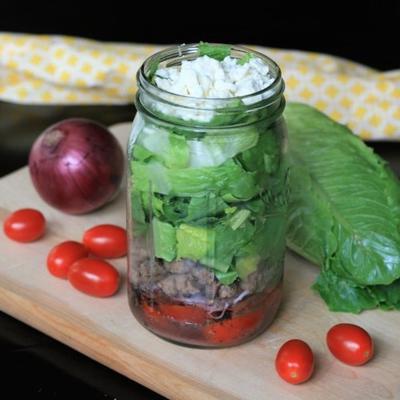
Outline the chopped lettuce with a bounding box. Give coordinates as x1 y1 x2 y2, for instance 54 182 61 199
147 58 159 83
227 209 251 230
243 197 267 214
238 52 254 65
132 159 260 200
152 218 176 261
132 161 171 194
201 220 256 272
198 42 231 61
136 124 189 169
239 128 281 174
140 191 164 219
133 144 154 162
238 210 286 265
215 270 239 285
187 128 259 167
168 133 190 168
210 99 251 126
131 190 148 235
130 103 285 283
177 224 212 261
138 193 230 227
175 216 257 273
160 196 190 223
186 194 228 221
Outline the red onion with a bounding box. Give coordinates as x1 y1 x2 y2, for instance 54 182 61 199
29 118 124 214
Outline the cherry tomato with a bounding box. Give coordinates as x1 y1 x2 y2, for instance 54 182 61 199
327 323 374 366
275 339 314 384
47 241 89 279
158 304 207 324
68 258 120 297
3 208 46 242
204 309 264 344
83 224 127 258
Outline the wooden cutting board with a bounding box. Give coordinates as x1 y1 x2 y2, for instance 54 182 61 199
0 123 399 400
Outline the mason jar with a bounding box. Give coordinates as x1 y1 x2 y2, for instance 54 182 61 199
127 44 287 347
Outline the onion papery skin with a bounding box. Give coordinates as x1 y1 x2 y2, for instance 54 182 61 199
29 118 124 214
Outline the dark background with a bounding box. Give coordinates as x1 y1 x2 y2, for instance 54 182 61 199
2 1 400 70
1 2 399 399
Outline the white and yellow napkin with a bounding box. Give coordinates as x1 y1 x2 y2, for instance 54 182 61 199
0 33 399 140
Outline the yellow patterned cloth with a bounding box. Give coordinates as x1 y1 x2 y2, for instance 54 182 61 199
1 33 399 140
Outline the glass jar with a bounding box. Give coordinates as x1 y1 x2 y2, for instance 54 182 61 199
127 44 287 347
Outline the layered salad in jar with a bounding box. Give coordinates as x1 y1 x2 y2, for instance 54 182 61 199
128 43 287 347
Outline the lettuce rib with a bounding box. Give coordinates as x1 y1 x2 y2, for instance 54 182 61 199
285 102 400 312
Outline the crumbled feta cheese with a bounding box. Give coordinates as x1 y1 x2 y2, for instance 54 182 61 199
154 55 274 100
149 54 277 122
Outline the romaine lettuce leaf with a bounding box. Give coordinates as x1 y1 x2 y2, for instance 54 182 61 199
285 102 400 312
313 269 400 313
370 280 400 310
313 269 378 313
286 102 400 287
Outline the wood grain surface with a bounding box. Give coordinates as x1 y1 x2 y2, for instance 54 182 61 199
0 123 399 400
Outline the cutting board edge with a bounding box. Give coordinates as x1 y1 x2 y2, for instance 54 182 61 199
0 283 231 400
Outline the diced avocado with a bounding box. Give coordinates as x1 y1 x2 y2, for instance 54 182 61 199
236 255 260 279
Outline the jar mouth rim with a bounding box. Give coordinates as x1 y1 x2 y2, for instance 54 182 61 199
137 43 284 106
